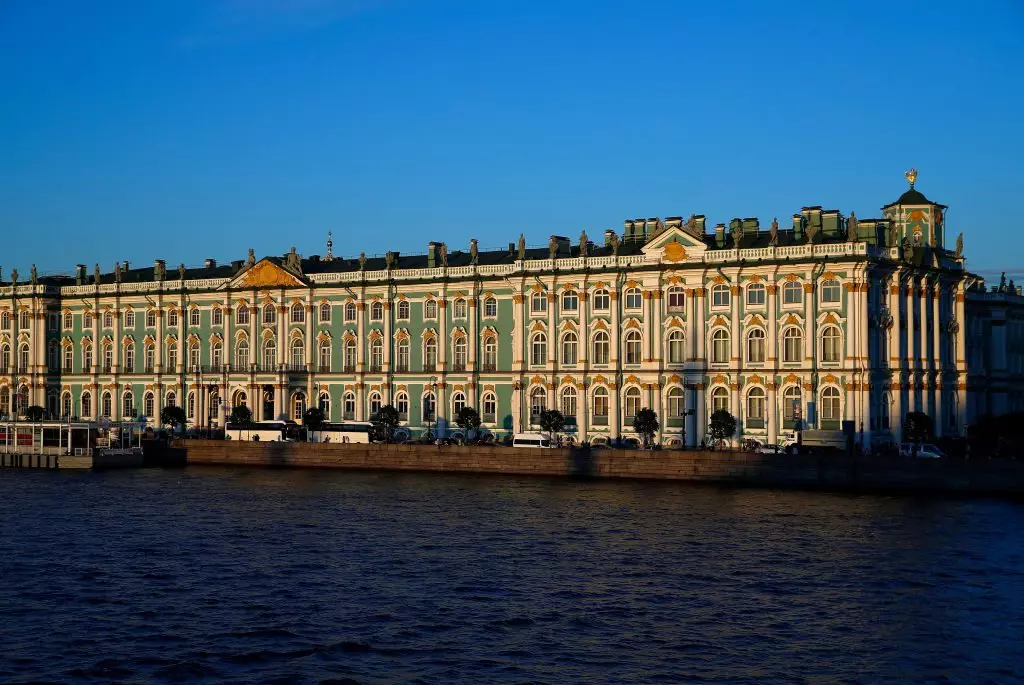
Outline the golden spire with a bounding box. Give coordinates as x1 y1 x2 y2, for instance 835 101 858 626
905 168 918 188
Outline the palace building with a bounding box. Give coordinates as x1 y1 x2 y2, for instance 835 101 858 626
1 172 1022 447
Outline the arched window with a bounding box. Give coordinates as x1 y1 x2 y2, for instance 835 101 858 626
531 291 547 314
344 302 357 322
624 386 642 418
263 304 276 324
424 299 437 319
20 343 31 371
103 311 114 328
712 284 730 308
123 391 135 419
561 331 578 365
948 392 958 429
452 336 467 371
145 310 156 328
783 327 802 363
13 385 28 415
236 304 250 325
61 391 73 419
166 309 177 328
343 392 356 420
561 290 578 312
290 338 304 367
63 344 74 371
667 387 684 417
529 387 547 422
370 337 383 372
370 301 384 322
667 287 685 310
561 385 577 417
821 325 841 363
711 329 729 363
123 340 135 372
821 279 841 303
189 307 200 327
592 330 610 365
592 289 610 311
101 342 113 372
0 311 9 329
236 339 250 369
482 335 497 371
667 330 685 364
746 387 766 425
423 337 438 370
783 281 802 305
211 340 223 369
48 341 59 370
396 337 410 372
319 392 331 419
82 341 93 370
746 283 766 306
421 392 435 422
290 302 305 323
395 392 409 420
0 343 8 369
624 330 642 365
482 393 497 423
711 386 729 413
452 392 466 417
212 307 223 326
344 339 357 371
292 392 306 420
144 342 155 372
318 340 331 371
397 300 410 320
783 386 802 428
144 392 155 418
625 288 642 310
592 386 609 423
821 386 841 422
746 329 766 363
484 297 497 317
880 392 891 429
187 341 200 370
81 391 92 418
263 339 276 369
187 391 196 419
368 392 382 418
453 298 467 318
530 332 547 366
166 391 177 409
319 303 331 323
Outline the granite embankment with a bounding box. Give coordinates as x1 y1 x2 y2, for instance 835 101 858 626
173 440 1024 496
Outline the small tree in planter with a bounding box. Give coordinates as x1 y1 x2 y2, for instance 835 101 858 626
302 407 326 439
455 406 482 443
632 407 659 449
707 410 737 450
903 411 934 444
25 405 45 421
537 409 565 443
229 405 253 426
372 404 401 443
161 405 187 435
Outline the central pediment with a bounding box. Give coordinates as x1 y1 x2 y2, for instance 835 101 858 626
228 259 306 289
641 226 708 262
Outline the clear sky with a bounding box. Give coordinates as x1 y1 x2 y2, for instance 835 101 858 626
2 0 1022 281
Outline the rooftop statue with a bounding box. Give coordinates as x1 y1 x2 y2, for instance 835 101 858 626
385 251 395 269
549 236 558 260
847 212 858 241
469 239 479 265
247 248 256 266
285 247 301 273
94 264 101 284
440 242 448 268
686 213 698 234
955 232 964 257
517 234 526 261
579 230 589 258
769 217 779 246
359 252 367 270
609 232 620 256
30 264 37 285
179 263 186 281
10 268 17 284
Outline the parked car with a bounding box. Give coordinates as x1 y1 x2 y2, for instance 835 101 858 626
899 443 946 459
756 444 782 455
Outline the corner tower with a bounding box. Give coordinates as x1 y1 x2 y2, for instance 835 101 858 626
882 168 948 249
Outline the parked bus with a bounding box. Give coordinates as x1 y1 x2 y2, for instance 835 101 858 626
224 420 301 442
309 421 374 444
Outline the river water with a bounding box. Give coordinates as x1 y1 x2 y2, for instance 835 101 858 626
1 467 1022 684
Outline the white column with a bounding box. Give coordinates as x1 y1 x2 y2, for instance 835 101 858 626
650 290 662 364
684 385 696 448
547 288 556 367
695 289 706 361
955 282 967 435
467 295 477 370
686 288 697 361
905 281 916 413
438 297 448 374
512 292 524 370
767 382 778 443
356 299 366 372
767 285 778 366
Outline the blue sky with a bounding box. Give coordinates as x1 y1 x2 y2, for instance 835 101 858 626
2 0 1023 280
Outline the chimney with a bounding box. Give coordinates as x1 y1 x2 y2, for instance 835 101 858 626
792 214 804 241
508 242 515 255
204 258 217 269
231 260 244 272
604 229 616 246
427 242 441 268
714 224 726 248
122 260 130 272
76 264 87 285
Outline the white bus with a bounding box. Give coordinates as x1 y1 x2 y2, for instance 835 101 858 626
512 432 553 448
224 420 301 442
309 421 375 444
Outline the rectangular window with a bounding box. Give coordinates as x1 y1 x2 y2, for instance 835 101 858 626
124 311 135 328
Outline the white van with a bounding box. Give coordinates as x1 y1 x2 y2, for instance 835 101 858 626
512 432 553 448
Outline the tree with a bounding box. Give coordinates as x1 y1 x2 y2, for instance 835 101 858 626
24 405 45 421
903 411 934 443
455 406 482 442
302 407 326 432
229 404 253 426
161 405 186 433
707 410 737 449
632 407 659 448
372 404 401 443
537 409 565 440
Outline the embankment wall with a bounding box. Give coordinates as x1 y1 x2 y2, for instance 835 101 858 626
173 440 1024 495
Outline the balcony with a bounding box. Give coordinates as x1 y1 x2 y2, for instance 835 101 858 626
422 364 436 373
316 364 332 373
283 363 308 373
394 363 409 373
342 364 356 373
369 364 382 373
481 361 497 372
592 415 608 426
451 362 466 373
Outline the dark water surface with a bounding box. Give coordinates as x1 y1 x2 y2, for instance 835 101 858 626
2 468 1023 684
